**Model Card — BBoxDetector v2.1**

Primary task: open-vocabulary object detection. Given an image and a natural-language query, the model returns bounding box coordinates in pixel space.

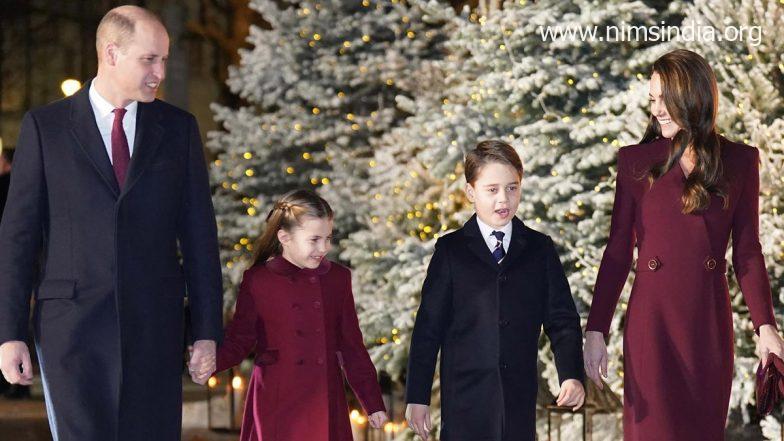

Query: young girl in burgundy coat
[211,189,388,441]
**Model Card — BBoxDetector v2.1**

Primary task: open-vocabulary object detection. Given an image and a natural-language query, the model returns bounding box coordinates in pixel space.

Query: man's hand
[188,339,216,385]
[405,403,431,440]
[0,341,33,385]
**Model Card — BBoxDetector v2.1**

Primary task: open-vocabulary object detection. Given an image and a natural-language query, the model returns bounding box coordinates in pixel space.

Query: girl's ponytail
[251,190,333,265]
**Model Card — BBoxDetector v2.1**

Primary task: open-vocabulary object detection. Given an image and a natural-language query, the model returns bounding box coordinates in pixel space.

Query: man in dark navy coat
[0,6,222,440]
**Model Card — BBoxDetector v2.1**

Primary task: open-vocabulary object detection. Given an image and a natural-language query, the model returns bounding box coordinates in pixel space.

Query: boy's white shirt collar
[475,215,513,253]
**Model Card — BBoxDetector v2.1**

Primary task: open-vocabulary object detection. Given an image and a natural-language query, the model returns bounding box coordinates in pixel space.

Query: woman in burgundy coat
[584,49,784,440]
[211,190,388,441]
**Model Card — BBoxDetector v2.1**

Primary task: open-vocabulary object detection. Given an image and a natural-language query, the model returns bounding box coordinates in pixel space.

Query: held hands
[757,325,784,366]
[368,410,389,430]
[406,403,431,440]
[188,339,216,385]
[556,379,585,411]
[0,341,33,385]
[584,330,608,389]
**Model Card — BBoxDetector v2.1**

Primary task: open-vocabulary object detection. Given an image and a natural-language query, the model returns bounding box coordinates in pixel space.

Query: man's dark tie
[491,230,506,263]
[111,108,131,188]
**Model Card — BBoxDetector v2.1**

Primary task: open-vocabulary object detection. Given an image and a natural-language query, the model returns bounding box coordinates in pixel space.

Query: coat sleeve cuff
[360,396,387,416]
[404,387,432,406]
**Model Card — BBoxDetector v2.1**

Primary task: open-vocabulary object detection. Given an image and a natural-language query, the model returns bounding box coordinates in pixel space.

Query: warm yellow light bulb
[61,79,81,97]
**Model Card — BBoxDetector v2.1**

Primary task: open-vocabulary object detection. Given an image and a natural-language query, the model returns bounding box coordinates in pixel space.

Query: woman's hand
[556,379,586,411]
[758,324,784,365]
[584,330,608,389]
[368,411,389,429]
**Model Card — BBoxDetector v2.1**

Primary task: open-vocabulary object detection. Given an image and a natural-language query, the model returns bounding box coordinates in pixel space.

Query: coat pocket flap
[36,280,77,300]
[255,348,279,366]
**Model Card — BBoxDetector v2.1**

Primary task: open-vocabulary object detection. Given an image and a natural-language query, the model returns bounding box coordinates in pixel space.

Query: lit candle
[349,409,367,441]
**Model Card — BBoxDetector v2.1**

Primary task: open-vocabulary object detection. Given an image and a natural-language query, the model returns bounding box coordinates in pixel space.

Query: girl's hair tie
[267,201,292,221]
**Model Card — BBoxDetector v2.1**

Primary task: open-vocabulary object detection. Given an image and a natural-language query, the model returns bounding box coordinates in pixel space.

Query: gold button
[705,258,717,270]
[647,258,659,271]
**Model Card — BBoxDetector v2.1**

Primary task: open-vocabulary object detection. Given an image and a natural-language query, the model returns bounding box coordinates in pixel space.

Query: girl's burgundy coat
[216,255,386,441]
[586,137,776,440]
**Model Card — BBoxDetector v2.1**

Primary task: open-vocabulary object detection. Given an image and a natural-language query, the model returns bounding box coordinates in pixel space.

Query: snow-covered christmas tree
[207,0,783,438]
[341,1,676,438]
[206,0,451,296]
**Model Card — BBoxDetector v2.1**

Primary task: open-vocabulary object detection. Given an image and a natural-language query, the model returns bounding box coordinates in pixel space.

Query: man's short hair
[95,6,165,57]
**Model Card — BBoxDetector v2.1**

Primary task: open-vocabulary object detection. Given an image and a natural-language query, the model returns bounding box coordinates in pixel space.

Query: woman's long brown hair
[251,189,334,266]
[640,49,727,213]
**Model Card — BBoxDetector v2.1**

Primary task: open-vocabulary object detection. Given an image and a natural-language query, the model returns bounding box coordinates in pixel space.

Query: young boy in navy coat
[405,140,585,441]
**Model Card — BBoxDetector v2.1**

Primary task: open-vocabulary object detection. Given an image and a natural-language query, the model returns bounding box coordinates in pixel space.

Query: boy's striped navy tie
[491,231,505,263]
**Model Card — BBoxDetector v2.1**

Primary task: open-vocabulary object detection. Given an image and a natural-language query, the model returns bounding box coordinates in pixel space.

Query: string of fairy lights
[207,1,784,432]
[215,0,447,270]
[227,5,777,278]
